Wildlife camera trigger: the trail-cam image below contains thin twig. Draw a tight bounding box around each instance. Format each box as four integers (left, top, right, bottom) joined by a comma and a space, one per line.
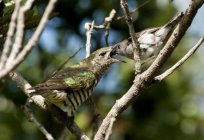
117, 0, 150, 21
90, 10, 116, 31
120, 0, 141, 74
104, 9, 116, 46
51, 45, 83, 77
85, 21, 94, 58
0, 0, 21, 69
6, 0, 35, 67
6, 9, 25, 67
155, 36, 204, 81
85, 10, 116, 46
23, 99, 55, 140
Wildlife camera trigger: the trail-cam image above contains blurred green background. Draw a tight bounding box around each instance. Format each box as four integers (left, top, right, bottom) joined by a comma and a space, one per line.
0, 0, 204, 140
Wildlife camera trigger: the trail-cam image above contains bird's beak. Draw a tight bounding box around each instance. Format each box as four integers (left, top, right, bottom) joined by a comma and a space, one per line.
110, 48, 126, 63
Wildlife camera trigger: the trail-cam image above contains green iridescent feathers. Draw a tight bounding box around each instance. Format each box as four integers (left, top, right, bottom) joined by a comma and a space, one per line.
32, 67, 96, 92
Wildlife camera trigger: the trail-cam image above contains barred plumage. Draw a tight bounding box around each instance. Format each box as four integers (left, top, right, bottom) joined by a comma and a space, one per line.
41, 79, 98, 116
66, 80, 97, 115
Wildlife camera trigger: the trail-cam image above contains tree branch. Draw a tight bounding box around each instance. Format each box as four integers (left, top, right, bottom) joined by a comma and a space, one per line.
23, 99, 54, 140
87, 9, 116, 46
120, 0, 141, 74
94, 0, 204, 140
155, 36, 204, 81
0, 0, 57, 80
0, 0, 21, 69
85, 21, 94, 58
5, 0, 35, 68
104, 118, 115, 140
104, 9, 116, 46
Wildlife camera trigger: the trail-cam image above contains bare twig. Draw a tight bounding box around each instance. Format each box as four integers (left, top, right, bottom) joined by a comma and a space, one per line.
120, 0, 141, 74
117, 0, 150, 21
23, 99, 55, 140
9, 72, 90, 140
51, 45, 83, 77
0, 0, 21, 69
104, 9, 116, 46
6, 9, 25, 67
155, 36, 204, 81
6, 0, 36, 67
85, 10, 116, 46
90, 9, 116, 31
85, 21, 94, 58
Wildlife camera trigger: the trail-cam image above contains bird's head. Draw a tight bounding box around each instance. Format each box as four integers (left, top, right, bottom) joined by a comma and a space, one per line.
84, 47, 125, 76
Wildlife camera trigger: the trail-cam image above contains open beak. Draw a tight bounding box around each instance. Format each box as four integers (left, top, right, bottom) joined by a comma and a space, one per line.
110, 48, 126, 63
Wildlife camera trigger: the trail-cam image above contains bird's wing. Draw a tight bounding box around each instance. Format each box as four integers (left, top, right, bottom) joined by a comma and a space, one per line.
31, 67, 96, 91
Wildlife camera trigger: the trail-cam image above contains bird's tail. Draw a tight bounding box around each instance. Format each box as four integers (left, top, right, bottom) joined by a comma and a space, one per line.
164, 12, 184, 29
156, 12, 184, 38
27, 86, 47, 96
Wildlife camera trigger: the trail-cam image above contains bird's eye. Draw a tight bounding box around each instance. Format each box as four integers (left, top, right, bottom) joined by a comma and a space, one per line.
99, 52, 106, 56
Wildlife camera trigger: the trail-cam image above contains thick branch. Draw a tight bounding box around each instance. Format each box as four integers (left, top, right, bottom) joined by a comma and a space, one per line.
94, 0, 204, 140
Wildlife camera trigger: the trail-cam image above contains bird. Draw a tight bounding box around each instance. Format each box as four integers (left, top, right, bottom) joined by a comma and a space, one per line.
112, 13, 184, 61
29, 47, 124, 116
